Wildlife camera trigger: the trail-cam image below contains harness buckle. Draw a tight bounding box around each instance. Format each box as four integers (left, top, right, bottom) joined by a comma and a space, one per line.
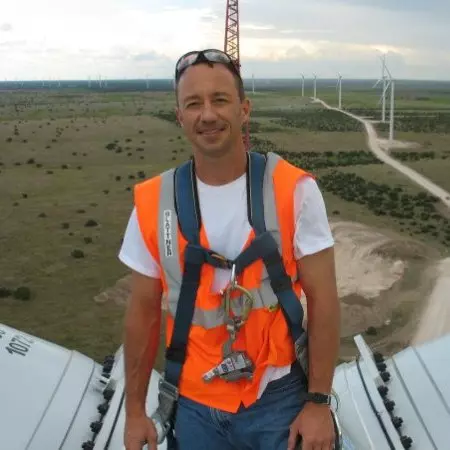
202, 351, 254, 383
294, 332, 309, 378
150, 379, 179, 444
209, 252, 234, 269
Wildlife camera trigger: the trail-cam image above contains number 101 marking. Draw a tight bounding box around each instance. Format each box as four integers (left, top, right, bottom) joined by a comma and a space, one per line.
6, 334, 34, 356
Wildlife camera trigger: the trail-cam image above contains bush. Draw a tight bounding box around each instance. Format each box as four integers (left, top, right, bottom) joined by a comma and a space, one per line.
85, 219, 98, 227
14, 286, 31, 301
0, 287, 12, 298
71, 249, 85, 259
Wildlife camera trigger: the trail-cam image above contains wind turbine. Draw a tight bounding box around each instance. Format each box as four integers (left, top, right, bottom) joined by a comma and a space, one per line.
313, 74, 317, 99
336, 73, 343, 109
373, 54, 388, 123
379, 61, 395, 143
301, 74, 305, 97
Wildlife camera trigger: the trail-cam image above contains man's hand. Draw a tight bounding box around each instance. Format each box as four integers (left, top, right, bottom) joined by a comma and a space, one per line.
287, 402, 335, 450
124, 414, 158, 450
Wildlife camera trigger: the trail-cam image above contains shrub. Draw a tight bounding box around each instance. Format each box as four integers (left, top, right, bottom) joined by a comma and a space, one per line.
85, 219, 98, 227
14, 286, 31, 301
0, 287, 12, 298
71, 249, 85, 259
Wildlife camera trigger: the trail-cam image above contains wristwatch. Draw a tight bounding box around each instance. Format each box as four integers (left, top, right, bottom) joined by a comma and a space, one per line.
305, 392, 332, 406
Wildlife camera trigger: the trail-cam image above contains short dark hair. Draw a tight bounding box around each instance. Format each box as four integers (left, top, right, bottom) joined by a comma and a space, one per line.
175, 61, 245, 104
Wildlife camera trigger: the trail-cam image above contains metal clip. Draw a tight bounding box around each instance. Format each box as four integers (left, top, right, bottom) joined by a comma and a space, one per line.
294, 332, 309, 378
222, 264, 255, 325
202, 351, 254, 383
150, 379, 179, 444
221, 264, 255, 358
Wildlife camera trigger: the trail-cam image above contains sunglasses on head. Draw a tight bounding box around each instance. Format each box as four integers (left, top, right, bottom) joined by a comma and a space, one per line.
175, 49, 241, 81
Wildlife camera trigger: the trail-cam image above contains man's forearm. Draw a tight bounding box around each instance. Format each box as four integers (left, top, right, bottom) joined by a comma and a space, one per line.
306, 295, 340, 394
123, 306, 161, 417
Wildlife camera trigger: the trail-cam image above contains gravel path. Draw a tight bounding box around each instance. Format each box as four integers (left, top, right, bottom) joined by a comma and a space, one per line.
315, 98, 450, 209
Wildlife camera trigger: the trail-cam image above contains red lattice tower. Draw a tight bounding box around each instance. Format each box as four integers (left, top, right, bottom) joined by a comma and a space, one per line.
224, 0, 240, 70
224, 0, 250, 149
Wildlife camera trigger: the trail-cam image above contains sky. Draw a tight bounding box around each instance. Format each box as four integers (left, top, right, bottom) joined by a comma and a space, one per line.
1, 0, 449, 81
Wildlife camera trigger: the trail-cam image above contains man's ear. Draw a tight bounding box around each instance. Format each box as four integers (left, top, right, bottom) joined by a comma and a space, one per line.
241, 98, 252, 125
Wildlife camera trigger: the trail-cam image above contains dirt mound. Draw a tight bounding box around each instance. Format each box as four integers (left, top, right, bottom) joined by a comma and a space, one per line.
94, 274, 132, 306
330, 220, 442, 358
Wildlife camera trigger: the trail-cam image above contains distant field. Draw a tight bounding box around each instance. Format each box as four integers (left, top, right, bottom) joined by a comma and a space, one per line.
1, 87, 449, 364
317, 86, 450, 113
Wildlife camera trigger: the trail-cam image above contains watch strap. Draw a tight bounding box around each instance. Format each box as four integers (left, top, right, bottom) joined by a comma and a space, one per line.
305, 392, 332, 405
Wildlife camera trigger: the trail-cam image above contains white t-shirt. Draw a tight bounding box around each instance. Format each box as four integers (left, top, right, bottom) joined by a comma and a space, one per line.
118, 174, 334, 398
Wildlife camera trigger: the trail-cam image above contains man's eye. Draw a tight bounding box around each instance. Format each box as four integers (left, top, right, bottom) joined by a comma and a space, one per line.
187, 102, 199, 107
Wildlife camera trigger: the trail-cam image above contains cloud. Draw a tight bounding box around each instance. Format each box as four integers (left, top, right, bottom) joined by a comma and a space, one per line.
0, 0, 449, 80
0, 23, 13, 32
325, 0, 450, 13
133, 51, 162, 62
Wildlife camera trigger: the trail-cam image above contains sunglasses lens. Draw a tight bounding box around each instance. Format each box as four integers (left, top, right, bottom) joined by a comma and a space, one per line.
176, 53, 200, 74
175, 49, 238, 80
203, 50, 231, 64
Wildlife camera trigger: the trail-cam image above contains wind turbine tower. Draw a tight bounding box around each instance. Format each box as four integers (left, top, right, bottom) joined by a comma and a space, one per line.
313, 74, 317, 99
252, 73, 255, 94
337, 73, 343, 110
390, 79, 395, 142
373, 54, 388, 122
386, 67, 395, 142
378, 59, 396, 143
301, 74, 305, 97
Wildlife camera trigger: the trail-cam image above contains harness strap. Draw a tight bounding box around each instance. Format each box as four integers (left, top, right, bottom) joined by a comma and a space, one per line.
174, 157, 201, 244
164, 151, 308, 391
246, 152, 307, 345
164, 243, 203, 387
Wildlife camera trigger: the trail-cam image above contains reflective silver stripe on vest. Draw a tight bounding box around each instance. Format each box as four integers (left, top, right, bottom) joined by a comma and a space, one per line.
157, 168, 182, 309
157, 153, 293, 329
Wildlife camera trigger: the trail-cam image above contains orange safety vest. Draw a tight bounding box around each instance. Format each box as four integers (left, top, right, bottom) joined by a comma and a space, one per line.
134, 152, 312, 413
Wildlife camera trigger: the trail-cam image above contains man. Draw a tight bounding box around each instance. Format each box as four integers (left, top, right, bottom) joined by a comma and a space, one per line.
119, 49, 340, 450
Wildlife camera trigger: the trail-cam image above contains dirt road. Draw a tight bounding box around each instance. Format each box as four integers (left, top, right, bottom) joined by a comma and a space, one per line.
315, 99, 450, 209
315, 98, 450, 344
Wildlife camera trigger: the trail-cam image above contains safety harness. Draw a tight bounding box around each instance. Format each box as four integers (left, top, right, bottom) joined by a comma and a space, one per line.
151, 151, 309, 446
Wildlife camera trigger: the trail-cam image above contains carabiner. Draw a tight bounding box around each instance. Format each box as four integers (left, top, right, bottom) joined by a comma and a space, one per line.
230, 284, 254, 322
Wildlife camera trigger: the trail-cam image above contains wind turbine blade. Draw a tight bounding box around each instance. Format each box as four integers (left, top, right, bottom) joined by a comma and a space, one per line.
385, 65, 393, 80
381, 81, 391, 98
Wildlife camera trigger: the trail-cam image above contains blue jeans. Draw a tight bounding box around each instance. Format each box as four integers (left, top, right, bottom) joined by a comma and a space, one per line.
172, 363, 308, 450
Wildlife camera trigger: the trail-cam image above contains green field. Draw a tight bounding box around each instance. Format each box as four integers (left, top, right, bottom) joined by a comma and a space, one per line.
1, 86, 449, 364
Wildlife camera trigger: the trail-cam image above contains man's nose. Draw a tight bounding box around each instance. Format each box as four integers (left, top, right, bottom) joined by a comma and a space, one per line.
200, 101, 218, 122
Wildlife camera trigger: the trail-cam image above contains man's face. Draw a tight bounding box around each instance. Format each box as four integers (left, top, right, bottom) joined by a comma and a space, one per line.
175, 63, 251, 158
